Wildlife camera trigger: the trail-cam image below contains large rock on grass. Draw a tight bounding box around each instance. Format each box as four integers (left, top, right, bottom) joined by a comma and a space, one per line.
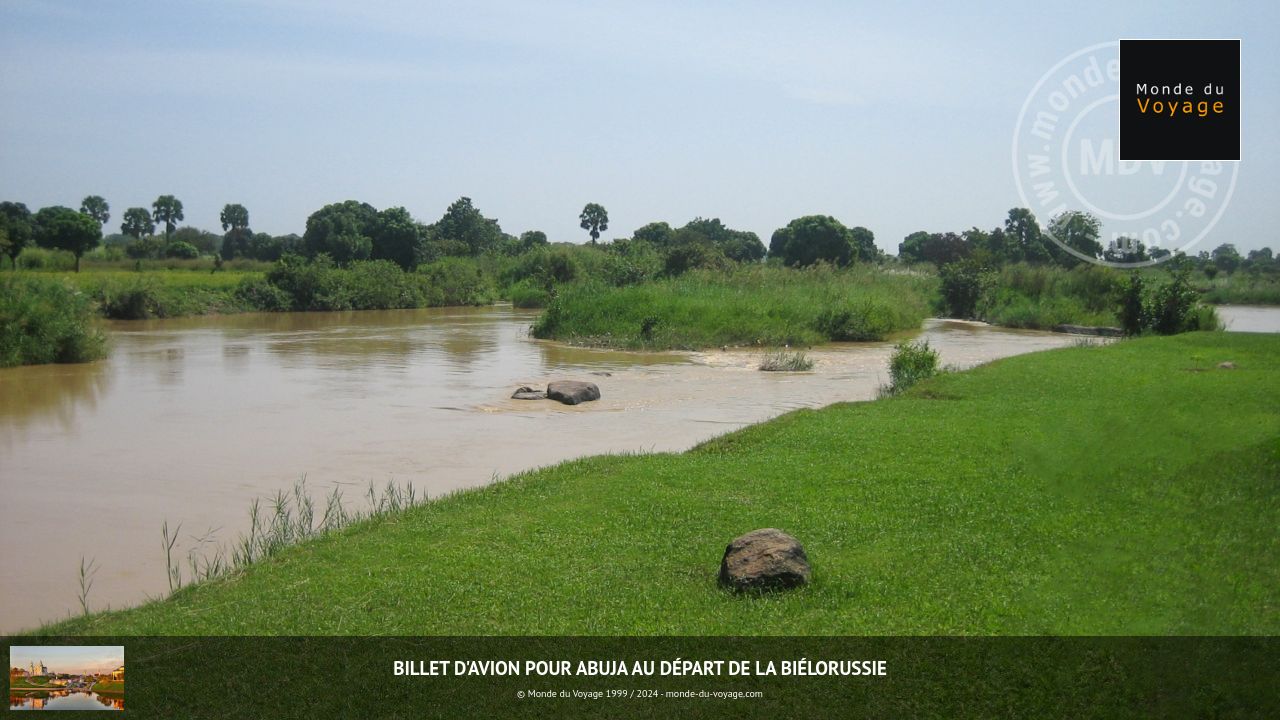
546, 380, 601, 405
718, 528, 810, 592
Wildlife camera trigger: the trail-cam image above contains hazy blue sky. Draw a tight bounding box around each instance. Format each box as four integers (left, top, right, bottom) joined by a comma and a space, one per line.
2, 0, 1276, 252
10, 645, 123, 674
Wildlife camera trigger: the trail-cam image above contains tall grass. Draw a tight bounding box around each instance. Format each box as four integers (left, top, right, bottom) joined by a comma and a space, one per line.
978, 263, 1123, 329
759, 349, 814, 371
533, 263, 936, 349
161, 478, 426, 594
0, 275, 107, 366
1199, 274, 1280, 305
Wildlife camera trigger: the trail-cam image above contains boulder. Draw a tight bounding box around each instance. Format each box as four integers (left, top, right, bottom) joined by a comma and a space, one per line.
511, 386, 547, 400
546, 380, 601, 405
1218, 361, 1237, 370
718, 528, 810, 592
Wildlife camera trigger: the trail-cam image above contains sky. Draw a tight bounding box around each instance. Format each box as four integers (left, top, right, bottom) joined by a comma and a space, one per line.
10, 645, 123, 675
1, 0, 1277, 253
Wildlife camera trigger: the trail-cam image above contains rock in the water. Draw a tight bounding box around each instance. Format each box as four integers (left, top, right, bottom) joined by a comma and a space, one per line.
1052, 324, 1123, 337
511, 386, 547, 400
718, 528, 810, 592
546, 380, 600, 405
1218, 361, 1237, 370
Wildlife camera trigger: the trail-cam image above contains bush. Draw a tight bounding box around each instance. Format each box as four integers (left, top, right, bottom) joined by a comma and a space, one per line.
939, 260, 991, 319
1148, 264, 1214, 335
165, 240, 200, 259
345, 260, 427, 309
265, 254, 351, 311
235, 276, 292, 312
94, 275, 163, 319
16, 246, 76, 271
886, 340, 940, 395
509, 278, 551, 308
1119, 272, 1145, 336
419, 257, 495, 306
813, 300, 897, 341
0, 275, 107, 366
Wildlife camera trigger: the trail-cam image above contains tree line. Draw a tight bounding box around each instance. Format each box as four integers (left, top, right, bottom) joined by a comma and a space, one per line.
3, 193, 1273, 278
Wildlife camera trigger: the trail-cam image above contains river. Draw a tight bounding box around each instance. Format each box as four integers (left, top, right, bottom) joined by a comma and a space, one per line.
1, 305, 1272, 633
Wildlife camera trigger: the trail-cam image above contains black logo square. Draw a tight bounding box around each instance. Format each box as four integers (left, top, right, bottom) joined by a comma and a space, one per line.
1119, 39, 1240, 161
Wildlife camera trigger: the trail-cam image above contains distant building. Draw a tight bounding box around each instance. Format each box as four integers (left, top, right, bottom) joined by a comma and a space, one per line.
111, 665, 124, 682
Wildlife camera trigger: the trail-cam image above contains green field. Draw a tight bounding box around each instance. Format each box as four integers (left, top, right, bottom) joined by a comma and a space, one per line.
34, 332, 1278, 636
91, 680, 124, 694
533, 264, 937, 349
10, 676, 58, 688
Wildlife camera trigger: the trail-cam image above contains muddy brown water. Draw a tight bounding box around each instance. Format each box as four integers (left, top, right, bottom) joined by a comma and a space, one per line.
1, 306, 1115, 632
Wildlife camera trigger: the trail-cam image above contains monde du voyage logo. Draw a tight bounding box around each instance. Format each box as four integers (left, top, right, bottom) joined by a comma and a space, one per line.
1013, 39, 1241, 267
1120, 39, 1241, 161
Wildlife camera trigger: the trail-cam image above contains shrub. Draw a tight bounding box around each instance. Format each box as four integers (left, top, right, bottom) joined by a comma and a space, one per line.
1119, 272, 1146, 336
266, 254, 351, 311
814, 301, 897, 341
94, 275, 163, 319
0, 275, 107, 366
1148, 264, 1205, 335
939, 260, 991, 318
345, 260, 426, 310
419, 257, 495, 306
16, 246, 76, 271
235, 276, 292, 312
886, 340, 940, 395
165, 240, 200, 259
509, 278, 551, 308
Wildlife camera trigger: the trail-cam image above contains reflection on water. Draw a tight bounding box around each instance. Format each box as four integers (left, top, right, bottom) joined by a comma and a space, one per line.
9, 690, 123, 711
0, 362, 111, 444
0, 306, 1089, 632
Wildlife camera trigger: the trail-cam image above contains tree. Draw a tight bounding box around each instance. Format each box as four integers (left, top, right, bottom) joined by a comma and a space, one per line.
34, 205, 101, 272
120, 208, 155, 239
681, 217, 765, 262
1103, 236, 1148, 263
370, 206, 424, 270
849, 226, 878, 263
770, 215, 859, 267
432, 197, 504, 256
896, 231, 969, 267
1211, 243, 1242, 275
152, 195, 184, 240
1002, 208, 1050, 264
220, 204, 252, 260
80, 196, 110, 227
579, 203, 609, 245
0, 201, 33, 269
632, 221, 675, 248
303, 200, 377, 263
1046, 211, 1103, 265
518, 230, 548, 253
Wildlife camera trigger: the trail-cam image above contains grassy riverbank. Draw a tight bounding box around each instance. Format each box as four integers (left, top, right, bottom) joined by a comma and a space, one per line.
533, 265, 937, 349
36, 331, 1278, 635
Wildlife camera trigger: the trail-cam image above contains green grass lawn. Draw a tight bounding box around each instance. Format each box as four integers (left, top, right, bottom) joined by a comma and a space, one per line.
37, 332, 1279, 636
10, 676, 57, 688
91, 680, 124, 693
